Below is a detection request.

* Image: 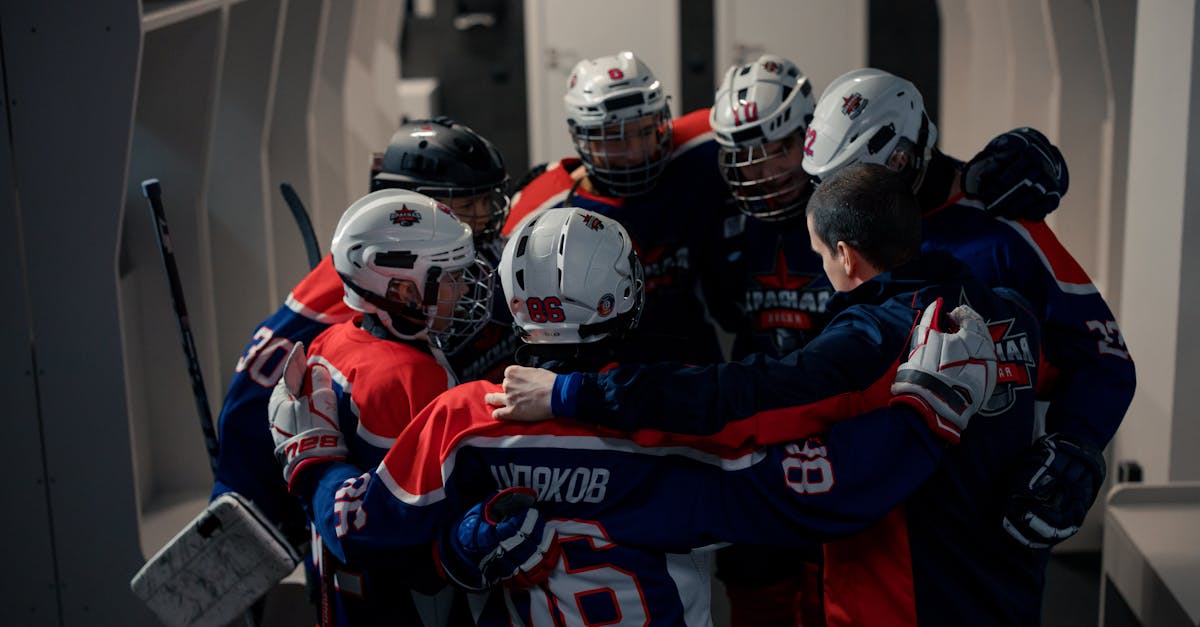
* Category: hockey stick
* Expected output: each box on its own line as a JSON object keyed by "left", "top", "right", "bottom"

{"left": 279, "top": 182, "right": 322, "bottom": 270}
{"left": 142, "top": 179, "right": 220, "bottom": 477}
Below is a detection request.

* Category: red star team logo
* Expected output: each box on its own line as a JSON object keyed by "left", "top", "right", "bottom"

{"left": 841, "top": 92, "right": 868, "bottom": 119}
{"left": 754, "top": 246, "right": 814, "bottom": 291}
{"left": 977, "top": 314, "right": 1037, "bottom": 416}
{"left": 389, "top": 204, "right": 422, "bottom": 226}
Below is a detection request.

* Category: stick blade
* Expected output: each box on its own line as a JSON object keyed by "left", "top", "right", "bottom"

{"left": 141, "top": 178, "right": 161, "bottom": 198}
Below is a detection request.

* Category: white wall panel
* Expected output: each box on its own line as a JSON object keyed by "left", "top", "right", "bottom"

{"left": 524, "top": 0, "right": 680, "bottom": 167}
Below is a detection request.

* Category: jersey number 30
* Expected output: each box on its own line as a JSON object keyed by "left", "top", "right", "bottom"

{"left": 235, "top": 327, "right": 293, "bottom": 387}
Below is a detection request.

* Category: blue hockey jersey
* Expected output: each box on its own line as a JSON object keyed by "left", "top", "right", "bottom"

{"left": 714, "top": 212, "right": 836, "bottom": 359}
{"left": 211, "top": 256, "right": 353, "bottom": 533}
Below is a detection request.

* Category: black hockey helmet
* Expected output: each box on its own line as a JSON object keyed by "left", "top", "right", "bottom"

{"left": 370, "top": 116, "right": 510, "bottom": 244}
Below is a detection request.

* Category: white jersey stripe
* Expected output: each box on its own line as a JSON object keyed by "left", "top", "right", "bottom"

{"left": 284, "top": 293, "right": 346, "bottom": 323}
{"left": 379, "top": 431, "right": 768, "bottom": 503}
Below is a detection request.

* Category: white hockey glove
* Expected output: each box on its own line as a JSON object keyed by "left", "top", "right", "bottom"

{"left": 269, "top": 342, "right": 347, "bottom": 493}
{"left": 891, "top": 298, "right": 998, "bottom": 444}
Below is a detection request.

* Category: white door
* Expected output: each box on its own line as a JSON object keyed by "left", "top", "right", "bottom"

{"left": 524, "top": 0, "right": 680, "bottom": 168}
{"left": 714, "top": 0, "right": 867, "bottom": 99}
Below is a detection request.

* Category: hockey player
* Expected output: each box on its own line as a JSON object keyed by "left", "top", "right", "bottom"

{"left": 492, "top": 166, "right": 1048, "bottom": 625}
{"left": 503, "top": 50, "right": 731, "bottom": 364}
{"left": 211, "top": 117, "right": 514, "bottom": 544}
{"left": 269, "top": 188, "right": 494, "bottom": 625}
{"left": 800, "top": 68, "right": 1131, "bottom": 553}
{"left": 706, "top": 54, "right": 833, "bottom": 627}
{"left": 270, "top": 204, "right": 1009, "bottom": 625}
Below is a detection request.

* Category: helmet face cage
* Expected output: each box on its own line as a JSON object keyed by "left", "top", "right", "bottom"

{"left": 564, "top": 52, "right": 673, "bottom": 197}
{"left": 570, "top": 108, "right": 673, "bottom": 197}
{"left": 500, "top": 207, "right": 644, "bottom": 344}
{"left": 718, "top": 130, "right": 812, "bottom": 222}
{"left": 427, "top": 256, "right": 495, "bottom": 353}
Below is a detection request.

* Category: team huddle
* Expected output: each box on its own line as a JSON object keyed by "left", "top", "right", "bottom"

{"left": 209, "top": 51, "right": 1134, "bottom": 626}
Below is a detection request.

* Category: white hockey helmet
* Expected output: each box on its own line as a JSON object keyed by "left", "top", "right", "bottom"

{"left": 331, "top": 189, "right": 494, "bottom": 351}
{"left": 802, "top": 68, "right": 937, "bottom": 190}
{"left": 500, "top": 207, "right": 643, "bottom": 344}
{"left": 710, "top": 54, "right": 817, "bottom": 222}
{"left": 564, "top": 51, "right": 672, "bottom": 196}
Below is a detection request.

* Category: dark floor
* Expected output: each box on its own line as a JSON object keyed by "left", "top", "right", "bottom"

{"left": 1044, "top": 551, "right": 1103, "bottom": 626}
{"left": 262, "top": 551, "right": 1109, "bottom": 626}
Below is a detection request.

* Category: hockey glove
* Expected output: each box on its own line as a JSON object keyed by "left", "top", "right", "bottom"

{"left": 438, "top": 487, "right": 561, "bottom": 591}
{"left": 962, "top": 127, "right": 1069, "bottom": 221}
{"left": 1003, "top": 433, "right": 1106, "bottom": 548}
{"left": 269, "top": 342, "right": 347, "bottom": 493}
{"left": 891, "top": 298, "right": 998, "bottom": 444}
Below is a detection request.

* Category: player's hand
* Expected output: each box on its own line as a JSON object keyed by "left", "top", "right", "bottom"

{"left": 438, "top": 487, "right": 561, "bottom": 590}
{"left": 1003, "top": 433, "right": 1106, "bottom": 548}
{"left": 962, "top": 127, "right": 1069, "bottom": 221}
{"left": 890, "top": 298, "right": 998, "bottom": 444}
{"left": 268, "top": 342, "right": 347, "bottom": 492}
{"left": 486, "top": 366, "right": 556, "bottom": 422}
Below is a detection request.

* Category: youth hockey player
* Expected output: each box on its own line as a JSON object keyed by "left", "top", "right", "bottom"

{"left": 271, "top": 203, "right": 1007, "bottom": 625}
{"left": 269, "top": 188, "right": 494, "bottom": 624}
{"left": 502, "top": 51, "right": 731, "bottom": 364}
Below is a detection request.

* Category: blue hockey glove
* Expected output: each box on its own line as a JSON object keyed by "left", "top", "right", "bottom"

{"left": 438, "top": 487, "right": 560, "bottom": 590}
{"left": 962, "top": 127, "right": 1069, "bottom": 221}
{"left": 1003, "top": 433, "right": 1106, "bottom": 548}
